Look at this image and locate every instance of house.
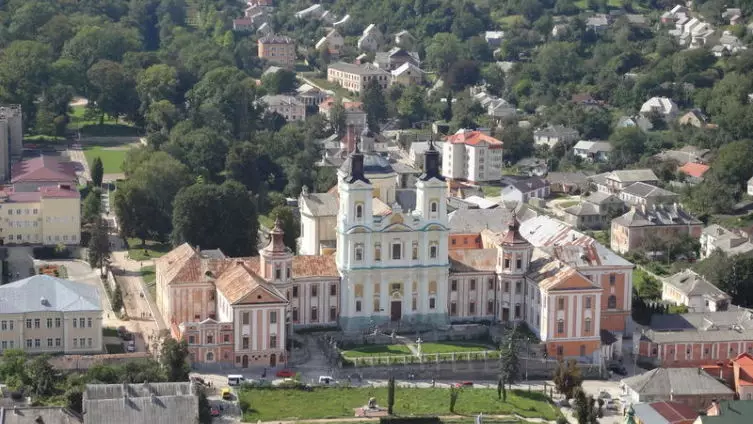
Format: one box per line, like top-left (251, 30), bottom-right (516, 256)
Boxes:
top-left (514, 157), bottom-right (547, 177)
top-left (661, 5), bottom-right (689, 24)
top-left (484, 31), bottom-right (505, 47)
top-left (391, 62), bottom-right (424, 86)
top-left (625, 14), bottom-right (648, 26)
top-left (748, 176), bottom-right (753, 196)
top-left (632, 401), bottom-right (698, 424)
top-left (619, 182), bottom-right (678, 208)
top-left (722, 8), bottom-right (743, 25)
top-left (655, 146), bottom-right (712, 166)
top-left (699, 399), bottom-right (753, 423)
top-left (638, 308), bottom-right (753, 369)
top-left (295, 83), bottom-right (328, 107)
top-left (546, 171), bottom-right (591, 194)
top-left (562, 192), bottom-right (625, 230)
top-left (258, 34), bottom-right (295, 67)
top-left (678, 162), bottom-right (710, 182)
top-left (618, 115), bottom-right (654, 132)
top-left (374, 47), bottom-right (420, 71)
top-left (501, 177), bottom-right (550, 203)
top-left (82, 382), bottom-right (199, 424)
top-left (703, 353), bottom-right (753, 400)
top-left (442, 129), bottom-right (504, 183)
top-left (590, 169), bottom-right (659, 194)
top-left (641, 97), bottom-right (680, 121)
top-left (0, 275), bottom-right (102, 354)
top-left (587, 14), bottom-right (610, 31)
top-left (678, 109), bottom-right (710, 128)
top-left (551, 24), bottom-right (569, 38)
top-left (0, 406), bottom-right (82, 423)
top-left (471, 88), bottom-right (516, 123)
top-left (700, 224), bottom-right (753, 259)
top-left (394, 30), bottom-right (416, 48)
top-left (572, 140), bottom-right (613, 162)
top-left (261, 94), bottom-right (306, 121)
top-left (358, 24), bottom-right (382, 52)
top-left (610, 203), bottom-right (702, 253)
top-left (295, 4), bottom-right (325, 19)
top-left (661, 269), bottom-right (731, 313)
top-left (533, 125), bottom-right (579, 148)
top-left (621, 368), bottom-right (735, 410)
top-left (232, 18), bottom-right (254, 32)
top-left (315, 29), bottom-right (344, 55)
top-left (327, 62), bottom-right (390, 94)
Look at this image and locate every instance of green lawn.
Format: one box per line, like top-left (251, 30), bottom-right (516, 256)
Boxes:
top-left (557, 200), bottom-right (580, 209)
top-left (70, 104), bottom-right (139, 136)
top-left (340, 344), bottom-right (413, 358)
top-left (239, 387), bottom-right (559, 421)
top-left (141, 265), bottom-right (156, 300)
top-left (127, 238), bottom-right (172, 261)
top-left (574, 0), bottom-right (623, 8)
top-left (420, 342), bottom-right (494, 354)
top-left (480, 185), bottom-right (502, 197)
top-left (82, 146), bottom-right (128, 174)
top-left (493, 14), bottom-right (524, 29)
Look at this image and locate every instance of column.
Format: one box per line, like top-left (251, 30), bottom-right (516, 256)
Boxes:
top-left (404, 278), bottom-right (412, 316)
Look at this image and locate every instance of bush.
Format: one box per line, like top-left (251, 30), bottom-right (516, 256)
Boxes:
top-left (32, 246), bottom-right (71, 259)
top-left (379, 418), bottom-right (440, 424)
top-left (238, 398), bottom-right (250, 413)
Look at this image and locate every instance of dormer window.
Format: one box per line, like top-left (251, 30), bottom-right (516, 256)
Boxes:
top-left (355, 204), bottom-right (363, 219)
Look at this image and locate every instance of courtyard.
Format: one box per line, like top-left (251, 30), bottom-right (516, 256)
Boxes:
top-left (341, 341), bottom-right (494, 358)
top-left (238, 387), bottom-right (559, 422)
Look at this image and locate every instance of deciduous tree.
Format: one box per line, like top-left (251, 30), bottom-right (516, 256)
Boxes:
top-left (160, 338), bottom-right (190, 382)
top-left (88, 218), bottom-right (111, 278)
top-left (553, 359), bottom-right (583, 399)
top-left (362, 79), bottom-right (388, 132)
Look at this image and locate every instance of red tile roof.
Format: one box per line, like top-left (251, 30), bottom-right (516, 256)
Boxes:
top-left (445, 130), bottom-right (503, 149)
top-left (11, 155), bottom-right (77, 184)
top-left (40, 185), bottom-right (80, 199)
top-left (678, 162), bottom-right (710, 178)
top-left (649, 401), bottom-right (698, 424)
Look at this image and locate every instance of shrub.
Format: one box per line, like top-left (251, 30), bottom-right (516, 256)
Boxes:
top-left (379, 417), bottom-right (440, 424)
top-left (238, 398), bottom-right (250, 413)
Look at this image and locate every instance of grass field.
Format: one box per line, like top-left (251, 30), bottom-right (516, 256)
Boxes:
top-left (239, 387), bottom-right (559, 421)
top-left (141, 265), bottom-right (156, 300)
top-left (127, 238), bottom-right (172, 261)
top-left (83, 145), bottom-right (128, 174)
top-left (341, 344), bottom-right (413, 358)
top-left (420, 341), bottom-right (494, 354)
top-left (69, 105), bottom-right (139, 136)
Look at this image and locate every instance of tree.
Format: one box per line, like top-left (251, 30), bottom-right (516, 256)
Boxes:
top-left (88, 218), bottom-right (111, 278)
top-left (171, 180), bottom-right (259, 257)
top-left (553, 359), bottom-right (583, 399)
top-left (137, 64), bottom-right (178, 110)
top-left (91, 157), bottom-right (104, 187)
top-left (425, 33), bottom-right (463, 75)
top-left (573, 387), bottom-right (600, 424)
top-left (329, 98), bottom-right (347, 136)
top-left (387, 376), bottom-right (396, 415)
top-left (0, 40), bottom-right (53, 124)
top-left (160, 338), bottom-right (190, 382)
top-left (397, 85), bottom-right (427, 126)
top-left (446, 60), bottom-right (482, 91)
top-left (499, 325), bottom-right (522, 394)
top-left (269, 206), bottom-right (299, 252)
top-left (609, 126), bottom-right (646, 167)
top-left (27, 356), bottom-right (57, 397)
top-left (82, 189), bottom-right (102, 224)
top-left (536, 42), bottom-right (583, 85)
top-left (198, 391), bottom-right (212, 424)
top-left (86, 60), bottom-right (139, 123)
top-left (112, 283), bottom-right (124, 312)
top-left (261, 69), bottom-right (298, 95)
top-left (449, 386), bottom-right (460, 413)
top-left (362, 79), bottom-right (388, 132)
top-left (708, 139), bottom-right (753, 189)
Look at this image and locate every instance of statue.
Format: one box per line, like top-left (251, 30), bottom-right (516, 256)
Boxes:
top-left (368, 397), bottom-right (377, 409)
top-left (416, 337), bottom-right (423, 357)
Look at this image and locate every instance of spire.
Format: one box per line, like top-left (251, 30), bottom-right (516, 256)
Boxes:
top-left (344, 144), bottom-right (370, 184)
top-left (419, 133), bottom-right (444, 182)
top-left (500, 207), bottom-right (528, 246)
top-left (264, 217), bottom-right (287, 253)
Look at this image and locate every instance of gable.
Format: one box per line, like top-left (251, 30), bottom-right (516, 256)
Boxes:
top-left (544, 269), bottom-right (601, 292)
top-left (235, 285), bottom-right (286, 305)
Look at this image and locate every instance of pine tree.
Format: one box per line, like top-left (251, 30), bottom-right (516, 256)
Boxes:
top-left (387, 376), bottom-right (395, 414)
top-left (91, 156), bottom-right (104, 187)
top-left (87, 218), bottom-right (111, 277)
top-left (362, 79), bottom-right (387, 132)
top-left (553, 359), bottom-right (583, 399)
top-left (499, 325), bottom-right (522, 392)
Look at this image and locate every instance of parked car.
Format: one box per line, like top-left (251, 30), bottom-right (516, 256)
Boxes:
top-left (455, 381), bottom-right (473, 387)
top-left (607, 363), bottom-right (627, 376)
top-left (125, 342), bottom-right (135, 352)
top-left (276, 369), bottom-right (295, 378)
top-left (221, 388), bottom-right (232, 400)
top-left (318, 376), bottom-right (335, 385)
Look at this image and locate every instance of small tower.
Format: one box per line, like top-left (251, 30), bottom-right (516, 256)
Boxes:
top-left (496, 209), bottom-right (533, 276)
top-left (337, 145), bottom-right (374, 267)
top-left (416, 138), bottom-right (447, 221)
top-left (260, 218), bottom-right (293, 283)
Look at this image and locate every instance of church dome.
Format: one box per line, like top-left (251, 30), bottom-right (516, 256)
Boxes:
top-left (339, 152), bottom-right (394, 175)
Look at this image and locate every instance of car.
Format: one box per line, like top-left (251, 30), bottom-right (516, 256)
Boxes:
top-left (125, 343), bottom-right (135, 352)
top-left (454, 381), bottom-right (473, 387)
top-left (210, 407), bottom-right (220, 417)
top-left (276, 369), bottom-right (295, 378)
top-left (221, 388), bottom-right (232, 400)
top-left (607, 364), bottom-right (627, 376)
top-left (318, 376), bottom-right (335, 385)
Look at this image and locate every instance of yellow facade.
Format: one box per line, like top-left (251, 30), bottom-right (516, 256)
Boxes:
top-left (0, 195), bottom-right (80, 245)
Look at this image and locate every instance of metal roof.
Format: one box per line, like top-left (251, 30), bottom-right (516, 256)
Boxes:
top-left (622, 368), bottom-right (734, 397)
top-left (0, 275), bottom-right (101, 314)
top-left (83, 383), bottom-right (198, 424)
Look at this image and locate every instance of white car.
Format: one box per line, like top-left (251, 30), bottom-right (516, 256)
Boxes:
top-left (318, 376), bottom-right (335, 385)
top-left (126, 340), bottom-right (136, 352)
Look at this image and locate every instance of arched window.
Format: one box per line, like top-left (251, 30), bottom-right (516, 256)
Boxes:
top-left (355, 204), bottom-right (363, 219)
top-left (430, 202), bottom-right (438, 213)
top-left (206, 352), bottom-right (214, 361)
top-left (607, 295), bottom-right (617, 309)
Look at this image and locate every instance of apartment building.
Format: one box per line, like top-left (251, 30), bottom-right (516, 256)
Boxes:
top-left (327, 62), bottom-right (390, 94)
top-left (0, 275), bottom-right (103, 354)
top-left (441, 129), bottom-right (504, 183)
top-left (261, 95), bottom-right (306, 121)
top-left (610, 203), bottom-right (703, 254)
top-left (258, 34), bottom-right (296, 67)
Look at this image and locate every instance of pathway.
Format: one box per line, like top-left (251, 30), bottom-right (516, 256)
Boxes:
top-left (255, 414), bottom-right (558, 424)
top-left (68, 143), bottom-right (91, 183)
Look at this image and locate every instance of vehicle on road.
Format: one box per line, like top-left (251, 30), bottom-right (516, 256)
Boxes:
top-left (454, 381), bottom-right (474, 387)
top-left (318, 376), bottom-right (334, 385)
top-left (125, 341), bottom-right (135, 352)
top-left (276, 369), bottom-right (295, 378)
top-left (221, 388), bottom-right (232, 400)
top-left (227, 375), bottom-right (245, 386)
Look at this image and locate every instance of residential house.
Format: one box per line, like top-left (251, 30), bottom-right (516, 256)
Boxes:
top-left (572, 140), bottom-right (613, 162)
top-left (679, 109), bottom-right (711, 128)
top-left (698, 399), bottom-right (753, 423)
top-left (621, 368), bottom-right (735, 410)
top-left (374, 47), bottom-right (420, 71)
top-left (618, 115), bottom-right (654, 132)
top-left (82, 382), bottom-right (199, 424)
top-left (533, 125), bottom-right (579, 148)
top-left (514, 157), bottom-right (547, 177)
top-left (391, 62), bottom-right (424, 86)
top-left (295, 83), bottom-right (328, 107)
top-left (640, 97), bottom-right (680, 121)
top-left (748, 176), bottom-right (753, 196)
top-left (718, 31), bottom-right (746, 54)
top-left (619, 182), bottom-right (678, 208)
top-left (394, 30), bottom-right (416, 48)
top-left (0, 407), bottom-right (82, 423)
top-left (484, 31), bottom-right (505, 47)
top-left (562, 192), bottom-right (625, 230)
top-left (471, 88), bottom-right (516, 123)
top-left (0, 275), bottom-right (102, 354)
top-left (327, 62), bottom-right (390, 94)
top-left (295, 4), bottom-right (325, 19)
top-left (700, 224), bottom-right (753, 259)
top-left (441, 129), bottom-right (504, 183)
top-left (637, 308), bottom-right (753, 369)
top-left (545, 171), bottom-right (591, 194)
top-left (258, 34), bottom-right (295, 67)
top-left (590, 169), bottom-right (659, 194)
top-left (610, 203), bottom-right (702, 253)
top-left (655, 146), bottom-right (712, 166)
top-left (661, 269), bottom-right (731, 313)
top-left (678, 162), bottom-right (710, 183)
top-left (261, 94), bottom-right (306, 121)
top-left (632, 402), bottom-right (698, 424)
top-left (500, 177), bottom-right (550, 203)
top-left (315, 29), bottom-right (344, 56)
top-left (232, 18), bottom-right (254, 32)
top-left (587, 14), bottom-right (610, 32)
top-left (722, 8), bottom-right (743, 25)
top-left (358, 24), bottom-right (383, 52)
top-left (661, 5), bottom-right (689, 24)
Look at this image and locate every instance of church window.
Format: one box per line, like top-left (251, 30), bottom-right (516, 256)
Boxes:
top-left (504, 258), bottom-right (510, 269)
top-left (355, 245), bottom-right (363, 261)
top-left (311, 286), bottom-right (318, 297)
top-left (607, 295), bottom-right (617, 309)
top-left (450, 302), bottom-right (457, 316)
top-left (292, 286), bottom-right (299, 298)
top-left (557, 320), bottom-right (565, 334)
top-left (412, 242), bottom-right (418, 260)
top-left (330, 306), bottom-right (337, 321)
top-left (514, 303), bottom-right (521, 318)
top-left (585, 297), bottom-right (592, 309)
top-left (470, 279), bottom-right (476, 291)
top-left (374, 244), bottom-right (381, 261)
top-left (429, 244), bottom-right (438, 258)
top-left (311, 307), bottom-right (318, 322)
top-left (355, 301), bottom-right (362, 312)
top-left (504, 282), bottom-right (509, 292)
top-left (515, 282), bottom-right (521, 294)
top-left (609, 274), bottom-right (616, 285)
top-left (373, 298), bottom-right (380, 312)
top-left (392, 243), bottom-right (402, 260)
top-left (286, 267), bottom-right (291, 279)
top-left (355, 204), bottom-right (363, 219)
top-left (430, 202), bottom-right (438, 213)
top-left (242, 313), bottom-right (249, 325)
top-left (584, 318), bottom-right (592, 333)
top-left (488, 279), bottom-right (494, 290)
top-left (429, 298), bottom-right (436, 309)
top-left (451, 280), bottom-right (457, 291)
top-left (292, 307), bottom-right (299, 321)
top-left (516, 258), bottom-right (522, 269)
top-left (487, 299), bottom-right (494, 314)
top-left (579, 345), bottom-right (586, 357)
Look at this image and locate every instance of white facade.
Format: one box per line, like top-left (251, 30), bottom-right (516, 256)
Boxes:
top-left (441, 130), bottom-right (504, 183)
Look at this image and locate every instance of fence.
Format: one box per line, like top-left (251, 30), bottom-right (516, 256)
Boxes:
top-left (345, 350), bottom-right (502, 367)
